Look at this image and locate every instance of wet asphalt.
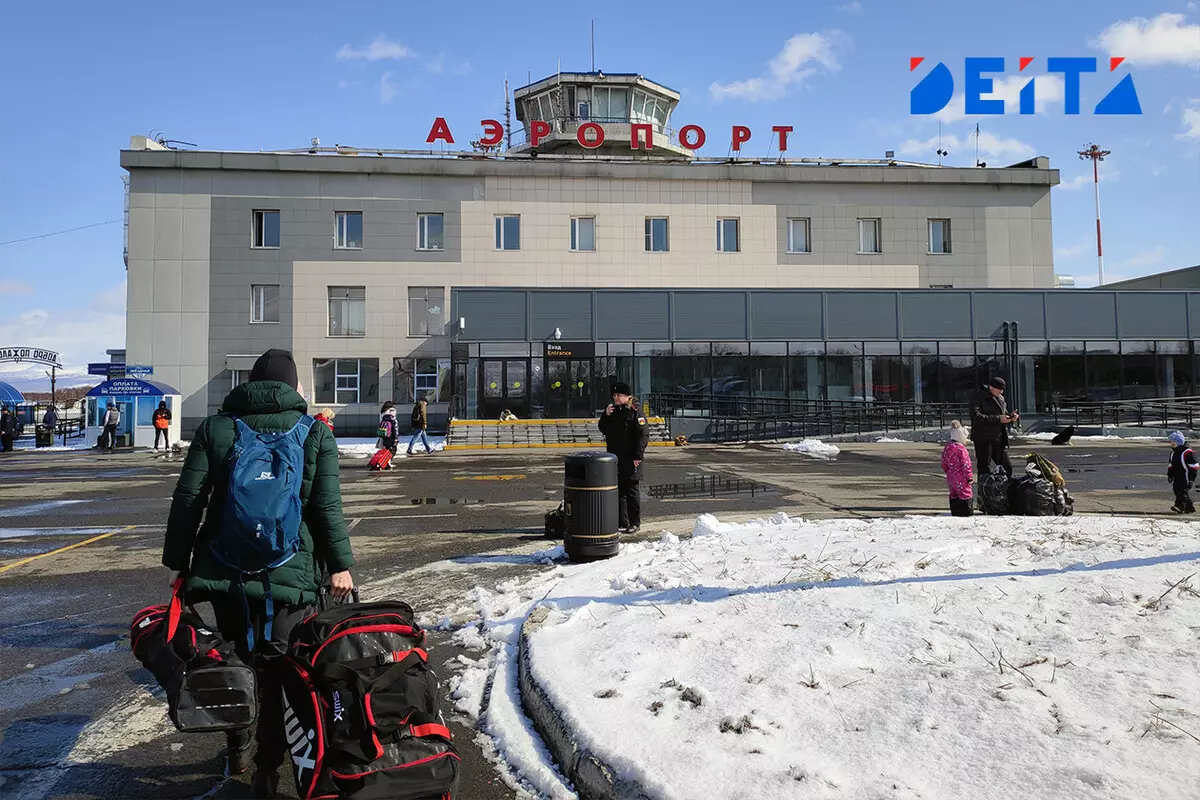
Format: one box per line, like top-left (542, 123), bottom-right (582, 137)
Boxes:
top-left (0, 437), bottom-right (1182, 799)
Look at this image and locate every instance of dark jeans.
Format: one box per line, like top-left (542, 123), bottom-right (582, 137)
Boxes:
top-left (949, 497), bottom-right (974, 517)
top-left (618, 459), bottom-right (642, 528)
top-left (1173, 480), bottom-right (1195, 512)
top-left (975, 440), bottom-right (1012, 478)
top-left (210, 597), bottom-right (315, 773)
top-left (154, 428), bottom-right (169, 449)
top-left (102, 423), bottom-right (118, 450)
top-left (0, 433), bottom-right (12, 452)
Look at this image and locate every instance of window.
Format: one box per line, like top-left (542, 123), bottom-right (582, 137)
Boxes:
top-left (328, 286), bottom-right (366, 337)
top-left (717, 218), bottom-right (740, 253)
top-left (495, 215), bottom-right (520, 250)
top-left (231, 369), bottom-right (250, 390)
top-left (417, 213), bottom-right (444, 251)
top-left (407, 286), bottom-right (445, 337)
top-left (645, 217), bottom-right (669, 252)
top-left (858, 218), bottom-right (881, 253)
top-left (591, 87), bottom-right (629, 120)
top-left (787, 218), bottom-right (810, 253)
top-left (252, 210), bottom-right (280, 248)
top-left (250, 284), bottom-right (280, 323)
top-left (570, 217), bottom-right (596, 252)
top-left (631, 90), bottom-right (669, 128)
top-left (313, 358), bottom-right (380, 404)
top-left (928, 219), bottom-right (952, 254)
top-left (335, 211), bottom-right (363, 249)
top-left (394, 357), bottom-right (450, 403)
top-left (415, 358), bottom-right (439, 401)
top-left (138, 396), bottom-right (170, 427)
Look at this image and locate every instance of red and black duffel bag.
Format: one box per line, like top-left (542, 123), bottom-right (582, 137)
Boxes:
top-left (130, 579), bottom-right (257, 732)
top-left (281, 599), bottom-right (459, 800)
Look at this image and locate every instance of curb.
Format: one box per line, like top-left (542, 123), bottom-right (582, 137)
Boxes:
top-left (444, 440), bottom-right (676, 452)
top-left (517, 607), bottom-right (654, 800)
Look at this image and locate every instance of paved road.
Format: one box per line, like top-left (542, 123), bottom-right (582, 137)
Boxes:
top-left (0, 438), bottom-right (1179, 798)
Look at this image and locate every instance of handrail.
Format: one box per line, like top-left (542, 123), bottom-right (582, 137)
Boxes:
top-left (1052, 396), bottom-right (1200, 429)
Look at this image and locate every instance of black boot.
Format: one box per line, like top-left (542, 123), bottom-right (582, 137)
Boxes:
top-left (250, 769), bottom-right (280, 798)
top-left (226, 728), bottom-right (254, 775)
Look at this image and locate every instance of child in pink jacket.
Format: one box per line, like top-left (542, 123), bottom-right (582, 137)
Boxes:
top-left (942, 420), bottom-right (974, 517)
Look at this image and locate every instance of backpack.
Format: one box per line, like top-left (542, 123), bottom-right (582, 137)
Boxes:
top-left (978, 470), bottom-right (1010, 515)
top-left (130, 581), bottom-right (257, 733)
top-left (411, 406), bottom-right (422, 428)
top-left (1025, 453), bottom-right (1065, 488)
top-left (210, 414), bottom-right (314, 650)
top-left (281, 600), bottom-right (459, 800)
top-left (377, 418), bottom-right (393, 439)
top-left (544, 502), bottom-right (565, 539)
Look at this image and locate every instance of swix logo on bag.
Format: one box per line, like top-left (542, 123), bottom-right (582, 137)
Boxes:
top-left (283, 689), bottom-right (317, 784)
top-left (332, 690), bottom-right (344, 723)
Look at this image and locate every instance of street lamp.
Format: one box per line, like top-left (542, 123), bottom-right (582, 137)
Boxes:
top-left (1078, 144), bottom-right (1111, 286)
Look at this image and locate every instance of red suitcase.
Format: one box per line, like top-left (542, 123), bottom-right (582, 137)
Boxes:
top-left (368, 449), bottom-right (393, 470)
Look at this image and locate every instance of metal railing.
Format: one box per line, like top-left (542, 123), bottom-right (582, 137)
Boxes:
top-left (647, 392), bottom-right (971, 443)
top-left (1051, 395), bottom-right (1200, 430)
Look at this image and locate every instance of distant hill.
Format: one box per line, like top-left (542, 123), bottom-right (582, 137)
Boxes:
top-left (21, 386), bottom-right (95, 408)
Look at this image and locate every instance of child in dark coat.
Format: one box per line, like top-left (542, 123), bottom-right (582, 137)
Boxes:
top-left (1167, 431), bottom-right (1198, 513)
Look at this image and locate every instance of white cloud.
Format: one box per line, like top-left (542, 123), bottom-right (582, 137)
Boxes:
top-left (337, 35), bottom-right (415, 62)
top-left (1056, 241), bottom-right (1091, 259)
top-left (0, 279), bottom-right (32, 295)
top-left (379, 72), bottom-right (399, 104)
top-left (0, 281), bottom-right (125, 387)
top-left (423, 52), bottom-right (471, 76)
top-left (1091, 13), bottom-right (1200, 67)
top-left (1056, 169), bottom-right (1120, 190)
top-left (1124, 246), bottom-right (1168, 269)
top-left (1180, 101), bottom-right (1200, 139)
top-left (933, 75), bottom-right (1065, 124)
top-left (897, 131), bottom-right (1036, 163)
top-left (838, 1), bottom-right (862, 12)
top-left (710, 32), bottom-right (841, 102)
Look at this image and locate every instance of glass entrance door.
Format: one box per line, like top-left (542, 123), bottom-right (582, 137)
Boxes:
top-left (480, 359), bottom-right (530, 419)
top-left (545, 359), bottom-right (593, 418)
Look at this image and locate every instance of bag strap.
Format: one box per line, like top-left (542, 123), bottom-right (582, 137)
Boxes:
top-left (166, 577), bottom-right (185, 642)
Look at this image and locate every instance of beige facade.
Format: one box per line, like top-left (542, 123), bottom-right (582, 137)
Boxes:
top-left (121, 142), bottom-right (1058, 430)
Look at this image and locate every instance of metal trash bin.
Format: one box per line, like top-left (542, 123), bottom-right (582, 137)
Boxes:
top-left (35, 426), bottom-right (53, 447)
top-left (563, 451), bottom-right (620, 563)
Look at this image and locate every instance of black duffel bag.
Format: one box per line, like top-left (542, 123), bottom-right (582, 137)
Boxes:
top-left (130, 580), bottom-right (257, 733)
top-left (282, 598), bottom-right (459, 800)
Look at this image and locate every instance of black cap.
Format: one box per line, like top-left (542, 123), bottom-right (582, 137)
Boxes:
top-left (989, 376), bottom-right (1006, 390)
top-left (611, 382), bottom-right (632, 396)
top-left (249, 348), bottom-right (299, 389)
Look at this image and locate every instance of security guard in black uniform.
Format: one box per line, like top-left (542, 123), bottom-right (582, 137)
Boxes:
top-left (598, 382), bottom-right (650, 533)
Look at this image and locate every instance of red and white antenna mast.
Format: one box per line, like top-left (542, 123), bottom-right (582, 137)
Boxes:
top-left (1078, 143), bottom-right (1111, 285)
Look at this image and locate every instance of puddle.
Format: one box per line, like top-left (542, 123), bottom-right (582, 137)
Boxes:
top-left (647, 474), bottom-right (776, 500)
top-left (409, 497), bottom-right (481, 506)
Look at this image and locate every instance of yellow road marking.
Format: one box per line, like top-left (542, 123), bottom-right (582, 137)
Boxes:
top-left (453, 474), bottom-right (527, 481)
top-left (0, 524), bottom-right (135, 575)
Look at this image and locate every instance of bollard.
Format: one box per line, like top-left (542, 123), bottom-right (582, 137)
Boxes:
top-left (562, 452), bottom-right (620, 563)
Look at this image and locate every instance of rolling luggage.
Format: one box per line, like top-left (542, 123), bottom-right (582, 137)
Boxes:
top-left (282, 599), bottom-right (459, 800)
top-left (130, 580), bottom-right (257, 733)
top-left (368, 449), bottom-right (394, 471)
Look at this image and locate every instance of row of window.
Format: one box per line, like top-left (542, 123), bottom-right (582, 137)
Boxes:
top-left (248, 209), bottom-right (955, 255)
top-left (247, 284), bottom-right (445, 337)
top-left (232, 357), bottom-right (443, 405)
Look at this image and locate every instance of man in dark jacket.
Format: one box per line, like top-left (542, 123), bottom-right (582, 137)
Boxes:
top-left (0, 408), bottom-right (14, 452)
top-left (971, 376), bottom-right (1018, 478)
top-left (162, 349), bottom-right (355, 795)
top-left (599, 382), bottom-right (650, 533)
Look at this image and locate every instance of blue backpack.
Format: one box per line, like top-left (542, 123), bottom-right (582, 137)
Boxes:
top-left (210, 414), bottom-right (313, 650)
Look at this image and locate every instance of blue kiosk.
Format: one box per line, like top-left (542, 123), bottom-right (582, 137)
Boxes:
top-left (85, 378), bottom-right (182, 449)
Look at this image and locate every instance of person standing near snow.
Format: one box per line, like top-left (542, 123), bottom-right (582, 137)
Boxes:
top-left (941, 421), bottom-right (974, 517)
top-left (599, 382), bottom-right (650, 534)
top-left (971, 376), bottom-right (1017, 478)
top-left (1166, 431), bottom-right (1198, 514)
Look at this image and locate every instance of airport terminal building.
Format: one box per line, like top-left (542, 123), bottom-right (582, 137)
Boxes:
top-left (120, 71), bottom-right (1199, 433)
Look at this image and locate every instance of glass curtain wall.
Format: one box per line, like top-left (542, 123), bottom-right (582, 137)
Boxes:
top-left (936, 342), bottom-right (977, 405)
top-left (864, 342), bottom-right (908, 402)
top-left (824, 342), bottom-right (863, 401)
top-left (1017, 341), bottom-right (1048, 413)
top-left (1158, 341), bottom-right (1192, 398)
top-left (1121, 341), bottom-right (1156, 399)
top-left (788, 342), bottom-right (823, 401)
top-left (749, 342), bottom-right (787, 399)
top-left (1049, 342), bottom-right (1085, 405)
top-left (1087, 341), bottom-right (1122, 401)
top-left (904, 343), bottom-right (937, 404)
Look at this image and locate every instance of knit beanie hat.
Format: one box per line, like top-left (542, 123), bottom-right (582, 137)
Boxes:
top-left (949, 420), bottom-right (969, 444)
top-left (249, 348), bottom-right (299, 389)
top-left (1169, 431), bottom-right (1186, 447)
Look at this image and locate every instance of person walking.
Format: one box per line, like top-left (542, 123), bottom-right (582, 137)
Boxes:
top-left (971, 376), bottom-right (1018, 478)
top-left (1167, 431), bottom-right (1198, 514)
top-left (599, 382), bottom-right (650, 534)
top-left (377, 402), bottom-right (399, 466)
top-left (0, 408), bottom-right (15, 452)
top-left (102, 403), bottom-right (121, 452)
top-left (941, 420), bottom-right (974, 517)
top-left (152, 401), bottom-right (172, 451)
top-left (314, 407), bottom-right (335, 433)
top-left (43, 405), bottom-right (59, 432)
top-left (161, 348), bottom-right (355, 796)
top-left (406, 398), bottom-right (431, 455)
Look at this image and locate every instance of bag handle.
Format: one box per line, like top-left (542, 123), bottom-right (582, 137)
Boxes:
top-left (166, 576), bottom-right (185, 642)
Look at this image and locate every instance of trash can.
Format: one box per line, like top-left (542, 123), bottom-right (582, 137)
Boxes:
top-left (563, 452), bottom-right (620, 563)
top-left (35, 426), bottom-right (53, 448)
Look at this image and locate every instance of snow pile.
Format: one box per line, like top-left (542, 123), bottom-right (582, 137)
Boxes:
top-left (876, 436), bottom-right (905, 443)
top-left (450, 514), bottom-right (1200, 799)
top-left (1021, 431), bottom-right (1162, 442)
top-left (336, 436), bottom-right (446, 458)
top-left (782, 439), bottom-right (841, 458)
top-left (14, 438), bottom-right (94, 452)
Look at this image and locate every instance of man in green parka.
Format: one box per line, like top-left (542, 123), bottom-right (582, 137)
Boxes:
top-left (162, 349), bottom-right (355, 797)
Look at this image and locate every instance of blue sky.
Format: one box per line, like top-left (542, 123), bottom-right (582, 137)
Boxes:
top-left (0, 1), bottom-right (1197, 387)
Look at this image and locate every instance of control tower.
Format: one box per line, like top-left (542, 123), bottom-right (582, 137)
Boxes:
top-left (511, 71), bottom-right (693, 158)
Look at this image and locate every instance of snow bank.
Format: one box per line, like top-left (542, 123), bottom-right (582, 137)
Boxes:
top-left (336, 436), bottom-right (446, 458)
top-left (782, 439), bottom-right (841, 458)
top-left (876, 436), bottom-right (905, 443)
top-left (452, 515), bottom-right (1200, 799)
top-left (1020, 431), bottom-right (1162, 442)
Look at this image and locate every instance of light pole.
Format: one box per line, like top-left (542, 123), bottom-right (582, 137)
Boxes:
top-left (1078, 143), bottom-right (1111, 285)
